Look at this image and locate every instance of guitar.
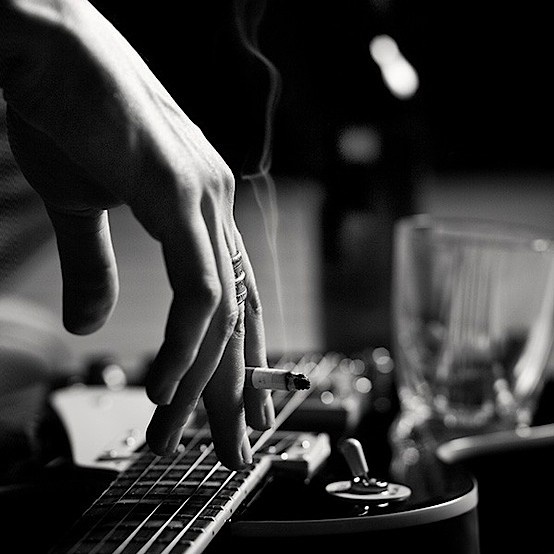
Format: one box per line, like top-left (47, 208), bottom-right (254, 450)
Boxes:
top-left (47, 352), bottom-right (480, 554)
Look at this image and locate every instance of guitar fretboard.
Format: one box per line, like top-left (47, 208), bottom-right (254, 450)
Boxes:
top-left (50, 353), bottom-right (347, 554)
top-left (51, 430), bottom-right (278, 554)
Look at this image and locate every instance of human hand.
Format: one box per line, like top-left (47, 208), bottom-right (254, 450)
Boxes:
top-left (0, 0), bottom-right (274, 469)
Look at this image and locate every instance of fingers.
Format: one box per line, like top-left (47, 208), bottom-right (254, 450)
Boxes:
top-left (146, 303), bottom-right (249, 470)
top-left (146, 214), bottom-right (248, 468)
top-left (235, 231), bottom-right (275, 431)
top-left (202, 306), bottom-right (251, 470)
top-left (144, 213), bottom-right (223, 406)
top-left (46, 206), bottom-right (119, 335)
top-left (145, 196), bottom-right (273, 470)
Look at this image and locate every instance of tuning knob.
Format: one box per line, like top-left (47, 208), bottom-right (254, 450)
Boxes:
top-left (326, 437), bottom-right (411, 502)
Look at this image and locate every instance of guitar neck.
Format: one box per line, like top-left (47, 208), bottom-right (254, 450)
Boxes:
top-left (50, 428), bottom-right (329, 554)
top-left (49, 353), bottom-right (348, 553)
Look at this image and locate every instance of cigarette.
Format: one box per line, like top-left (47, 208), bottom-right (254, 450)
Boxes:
top-left (245, 367), bottom-right (311, 392)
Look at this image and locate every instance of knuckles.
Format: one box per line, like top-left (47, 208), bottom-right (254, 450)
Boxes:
top-left (220, 307), bottom-right (241, 339)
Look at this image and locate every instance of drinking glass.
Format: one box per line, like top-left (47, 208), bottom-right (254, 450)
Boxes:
top-left (390, 214), bottom-right (554, 447)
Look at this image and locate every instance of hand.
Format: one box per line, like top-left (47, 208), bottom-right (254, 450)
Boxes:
top-left (0, 0), bottom-right (274, 469)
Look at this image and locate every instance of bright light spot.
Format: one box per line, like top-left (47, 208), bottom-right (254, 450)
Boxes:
top-left (320, 390), bottom-right (335, 404)
top-left (103, 364), bottom-right (127, 390)
top-left (355, 376), bottom-right (372, 393)
top-left (369, 34), bottom-right (399, 65)
top-left (369, 34), bottom-right (419, 100)
top-left (376, 357), bottom-right (394, 373)
top-left (372, 346), bottom-right (390, 362)
top-left (350, 359), bottom-right (366, 375)
top-left (382, 59), bottom-right (419, 99)
top-left (372, 347), bottom-right (394, 373)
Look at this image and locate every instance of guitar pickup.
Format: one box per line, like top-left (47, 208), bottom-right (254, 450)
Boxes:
top-left (265, 432), bottom-right (331, 482)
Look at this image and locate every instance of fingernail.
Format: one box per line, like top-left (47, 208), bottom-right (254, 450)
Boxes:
top-left (165, 428), bottom-right (183, 454)
top-left (263, 398), bottom-right (275, 429)
top-left (149, 379), bottom-right (179, 405)
top-left (241, 433), bottom-right (252, 465)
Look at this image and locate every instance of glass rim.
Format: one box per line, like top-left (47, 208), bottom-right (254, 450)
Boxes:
top-left (397, 213), bottom-right (554, 252)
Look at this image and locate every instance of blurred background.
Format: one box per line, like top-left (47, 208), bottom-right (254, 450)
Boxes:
top-left (2, 0), bottom-right (554, 378)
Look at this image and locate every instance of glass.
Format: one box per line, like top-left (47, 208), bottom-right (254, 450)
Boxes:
top-left (390, 214), bottom-right (554, 447)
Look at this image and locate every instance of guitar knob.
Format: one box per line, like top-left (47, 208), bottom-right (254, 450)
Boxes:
top-left (325, 437), bottom-right (412, 502)
top-left (339, 438), bottom-right (388, 493)
top-left (339, 437), bottom-right (370, 479)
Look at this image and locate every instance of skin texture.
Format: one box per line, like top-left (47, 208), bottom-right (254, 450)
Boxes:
top-left (0, 0), bottom-right (275, 470)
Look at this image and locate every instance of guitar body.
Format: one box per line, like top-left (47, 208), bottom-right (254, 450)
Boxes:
top-left (1, 352), bottom-right (480, 553)
top-left (47, 425), bottom-right (479, 554)
top-left (218, 455), bottom-right (479, 554)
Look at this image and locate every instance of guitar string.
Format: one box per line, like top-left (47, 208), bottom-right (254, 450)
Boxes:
top-left (135, 354), bottom-right (329, 554)
top-left (158, 353), bottom-right (340, 554)
top-left (84, 424), bottom-right (223, 554)
top-left (64, 353), bottom-right (333, 554)
top-left (155, 354), bottom-right (332, 554)
top-left (65, 431), bottom-right (208, 554)
top-left (107, 436), bottom-right (220, 554)
top-left (114, 443), bottom-right (222, 554)
top-left (138, 452), bottom-right (240, 554)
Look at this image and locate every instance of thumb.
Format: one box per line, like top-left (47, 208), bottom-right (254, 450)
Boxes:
top-left (46, 206), bottom-right (119, 335)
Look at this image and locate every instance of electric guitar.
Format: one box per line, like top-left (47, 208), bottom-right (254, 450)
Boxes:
top-left (47, 352), bottom-right (480, 554)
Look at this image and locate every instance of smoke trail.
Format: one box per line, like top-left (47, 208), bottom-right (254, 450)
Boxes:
top-left (233, 0), bottom-right (289, 355)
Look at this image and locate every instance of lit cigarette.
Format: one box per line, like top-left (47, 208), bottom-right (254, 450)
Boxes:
top-left (245, 367), bottom-right (311, 392)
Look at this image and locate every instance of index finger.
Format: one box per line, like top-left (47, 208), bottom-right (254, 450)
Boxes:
top-left (145, 235), bottom-right (248, 468)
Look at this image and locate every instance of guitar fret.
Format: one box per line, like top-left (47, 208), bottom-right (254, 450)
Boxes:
top-left (51, 446), bottom-right (271, 553)
top-left (56, 436), bottom-right (208, 553)
top-left (51, 354), bottom-right (338, 553)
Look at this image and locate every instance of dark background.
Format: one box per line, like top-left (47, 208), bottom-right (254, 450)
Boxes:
top-left (88, 0), bottom-right (554, 352)
top-left (91, 0), bottom-right (554, 175)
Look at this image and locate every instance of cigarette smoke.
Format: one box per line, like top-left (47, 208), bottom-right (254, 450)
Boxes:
top-left (234, 0), bottom-right (289, 355)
